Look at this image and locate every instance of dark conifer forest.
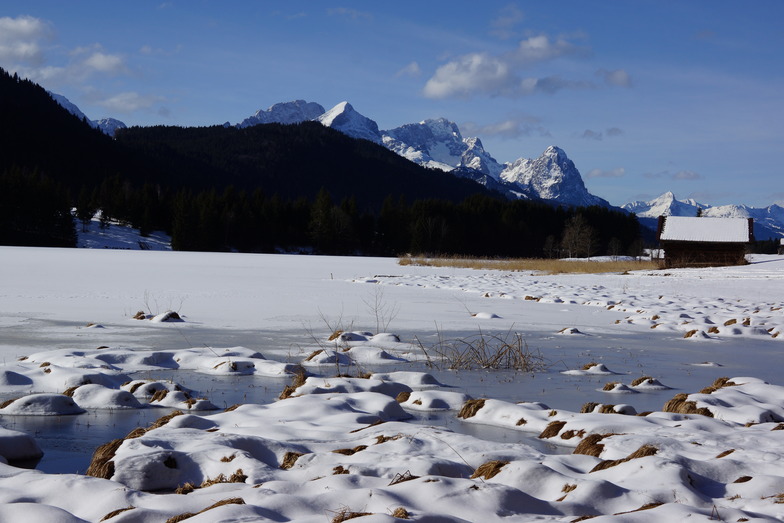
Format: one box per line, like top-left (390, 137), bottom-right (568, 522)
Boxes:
top-left (0, 67), bottom-right (644, 256)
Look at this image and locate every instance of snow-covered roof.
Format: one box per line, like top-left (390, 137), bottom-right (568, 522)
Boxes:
top-left (659, 216), bottom-right (751, 243)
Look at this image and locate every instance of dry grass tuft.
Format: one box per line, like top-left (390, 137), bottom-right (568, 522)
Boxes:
top-left (86, 438), bottom-right (124, 479)
top-left (305, 349), bottom-right (324, 361)
top-left (396, 391), bottom-right (411, 403)
top-left (149, 410), bottom-right (184, 430)
top-left (332, 445), bottom-right (367, 456)
top-left (333, 465), bottom-right (349, 475)
top-left (150, 389), bottom-right (169, 402)
top-left (716, 449), bottom-right (735, 459)
top-left (734, 476), bottom-right (753, 483)
top-left (613, 502), bottom-right (664, 515)
top-left (471, 460), bottom-right (509, 480)
top-left (573, 434), bottom-right (610, 457)
top-left (224, 403), bottom-right (241, 412)
top-left (328, 330), bottom-right (344, 341)
top-left (562, 483), bottom-right (577, 493)
top-left (602, 381), bottom-right (620, 391)
top-left (581, 362), bottom-right (599, 370)
top-left (683, 329), bottom-right (699, 338)
top-left (580, 402), bottom-right (600, 413)
top-left (175, 483), bottom-right (196, 494)
top-left (662, 393), bottom-right (713, 417)
top-left (388, 470), bottom-right (419, 485)
top-left (561, 429), bottom-right (586, 440)
top-left (0, 398), bottom-right (18, 409)
top-left (772, 423), bottom-right (784, 431)
top-left (398, 256), bottom-right (658, 275)
top-left (330, 508), bottom-right (372, 523)
top-left (62, 385), bottom-right (81, 397)
top-left (349, 419), bottom-right (384, 433)
top-left (458, 398), bottom-right (486, 419)
top-left (430, 330), bottom-right (548, 372)
top-left (279, 368), bottom-right (308, 400)
top-left (630, 376), bottom-right (654, 387)
top-left (280, 451), bottom-right (305, 469)
top-left (390, 507), bottom-right (410, 519)
top-left (539, 420), bottom-right (567, 439)
top-left (700, 376), bottom-right (736, 394)
top-left (516, 417), bottom-right (527, 426)
top-left (165, 498), bottom-right (245, 523)
top-left (590, 444), bottom-right (658, 473)
top-left (724, 318), bottom-right (738, 326)
top-left (100, 506), bottom-right (135, 521)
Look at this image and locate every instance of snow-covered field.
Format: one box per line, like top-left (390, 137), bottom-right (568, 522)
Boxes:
top-left (1, 244), bottom-right (784, 522)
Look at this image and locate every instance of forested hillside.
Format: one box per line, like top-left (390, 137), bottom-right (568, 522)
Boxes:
top-left (0, 67), bottom-right (644, 256)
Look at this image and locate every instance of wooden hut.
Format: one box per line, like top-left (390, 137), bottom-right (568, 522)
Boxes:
top-left (657, 216), bottom-right (754, 268)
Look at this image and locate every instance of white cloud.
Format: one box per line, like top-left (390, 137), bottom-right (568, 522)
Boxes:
top-left (597, 68), bottom-right (632, 87)
top-left (83, 51), bottom-right (127, 74)
top-left (97, 91), bottom-right (163, 113)
top-left (462, 116), bottom-right (550, 139)
top-left (490, 4), bottom-right (525, 40)
top-left (396, 61), bottom-right (421, 78)
top-left (587, 167), bottom-right (625, 179)
top-left (0, 15), bottom-right (52, 66)
top-left (423, 34), bottom-right (591, 99)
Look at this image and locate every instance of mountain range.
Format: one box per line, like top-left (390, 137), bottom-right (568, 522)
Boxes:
top-left (49, 93), bottom-right (784, 239)
top-left (624, 192), bottom-right (784, 240)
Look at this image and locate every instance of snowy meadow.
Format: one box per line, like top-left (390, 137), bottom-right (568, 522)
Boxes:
top-left (1, 244), bottom-right (784, 522)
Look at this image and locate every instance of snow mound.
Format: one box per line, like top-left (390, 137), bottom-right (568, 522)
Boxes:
top-left (1, 393), bottom-right (85, 415)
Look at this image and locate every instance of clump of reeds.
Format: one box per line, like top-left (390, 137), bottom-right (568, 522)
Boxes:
top-left (471, 460), bottom-right (509, 480)
top-left (99, 506), bottom-right (135, 521)
top-left (396, 391), bottom-right (411, 403)
top-left (280, 451), bottom-right (305, 470)
top-left (539, 420), bottom-right (567, 439)
top-left (589, 444), bottom-right (658, 473)
top-left (429, 330), bottom-right (548, 372)
top-left (699, 376), bottom-right (736, 394)
top-left (457, 398), bottom-right (486, 419)
top-left (330, 507), bottom-right (372, 523)
top-left (165, 498), bottom-right (245, 523)
top-left (332, 445), bottom-right (367, 456)
top-left (279, 367), bottom-right (308, 400)
top-left (391, 507), bottom-right (410, 519)
top-left (663, 393), bottom-right (713, 417)
top-left (573, 434), bottom-right (612, 458)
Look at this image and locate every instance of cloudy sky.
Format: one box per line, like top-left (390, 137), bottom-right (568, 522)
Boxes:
top-left (1, 1), bottom-right (782, 207)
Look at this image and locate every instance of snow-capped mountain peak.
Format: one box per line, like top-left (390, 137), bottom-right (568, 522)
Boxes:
top-left (317, 101), bottom-right (382, 144)
top-left (237, 100), bottom-right (325, 128)
top-left (48, 91), bottom-right (127, 136)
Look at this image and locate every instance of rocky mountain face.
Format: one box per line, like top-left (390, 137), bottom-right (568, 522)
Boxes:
top-left (623, 192), bottom-right (784, 240)
top-left (236, 100), bottom-right (325, 128)
top-left (49, 92), bottom-right (127, 137)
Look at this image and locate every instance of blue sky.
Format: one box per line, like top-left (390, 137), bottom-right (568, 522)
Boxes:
top-left (1, 1), bottom-right (782, 208)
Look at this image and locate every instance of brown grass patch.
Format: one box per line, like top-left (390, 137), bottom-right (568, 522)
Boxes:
top-left (62, 386), bottom-right (81, 397)
top-left (707, 326), bottom-right (720, 334)
top-left (332, 445), bottom-right (367, 456)
top-left (602, 381), bottom-right (620, 391)
top-left (724, 318), bottom-right (738, 326)
top-left (279, 368), bottom-right (308, 400)
top-left (86, 438), bottom-right (124, 479)
top-left (100, 506), bottom-right (135, 521)
top-left (772, 423), bottom-right (784, 431)
top-left (149, 410), bottom-right (184, 430)
top-left (224, 403), bottom-right (241, 412)
top-left (165, 498), bottom-right (245, 523)
top-left (630, 376), bottom-right (654, 387)
top-left (330, 508), bottom-right (372, 523)
top-left (562, 483), bottom-right (577, 493)
top-left (581, 362), bottom-right (598, 370)
top-left (398, 256), bottom-right (658, 275)
top-left (133, 310), bottom-right (147, 320)
top-left (457, 398), bottom-right (486, 419)
top-left (561, 429), bottom-right (586, 440)
top-left (333, 465), bottom-right (349, 475)
top-left (305, 349), bottom-right (324, 361)
top-left (0, 398), bottom-right (18, 409)
top-left (573, 434), bottom-right (610, 457)
top-left (396, 391), bottom-right (411, 403)
top-left (280, 451), bottom-right (305, 469)
top-left (199, 469), bottom-right (247, 488)
top-left (683, 329), bottom-right (699, 338)
top-left (580, 402), bottom-right (599, 413)
top-left (662, 393), bottom-right (713, 417)
top-left (539, 420), bottom-right (567, 439)
top-left (349, 419), bottom-right (384, 433)
top-left (734, 476), bottom-right (752, 483)
top-left (571, 517), bottom-right (598, 522)
top-left (699, 376), bottom-right (736, 394)
top-left (516, 417), bottom-right (527, 426)
top-left (374, 434), bottom-right (401, 444)
top-left (150, 389), bottom-right (169, 402)
top-left (590, 444), bottom-right (658, 473)
top-left (328, 330), bottom-right (344, 341)
top-left (471, 460), bottom-right (509, 480)
top-left (716, 449), bottom-right (735, 458)
top-left (613, 502), bottom-right (664, 515)
top-left (390, 507), bottom-right (410, 519)
top-left (599, 404), bottom-right (620, 414)
top-left (175, 483), bottom-right (196, 494)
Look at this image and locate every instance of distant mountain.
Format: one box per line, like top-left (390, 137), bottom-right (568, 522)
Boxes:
top-left (48, 91), bottom-right (127, 137)
top-left (623, 192), bottom-right (784, 240)
top-left (236, 100), bottom-right (325, 127)
top-left (317, 101), bottom-right (383, 144)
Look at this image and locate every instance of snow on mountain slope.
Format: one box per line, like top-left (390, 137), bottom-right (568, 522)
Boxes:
top-left (94, 117), bottom-right (127, 137)
top-left (317, 101), bottom-right (382, 144)
top-left (500, 146), bottom-right (610, 207)
top-left (623, 191), bottom-right (706, 218)
top-left (236, 100), bottom-right (325, 127)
